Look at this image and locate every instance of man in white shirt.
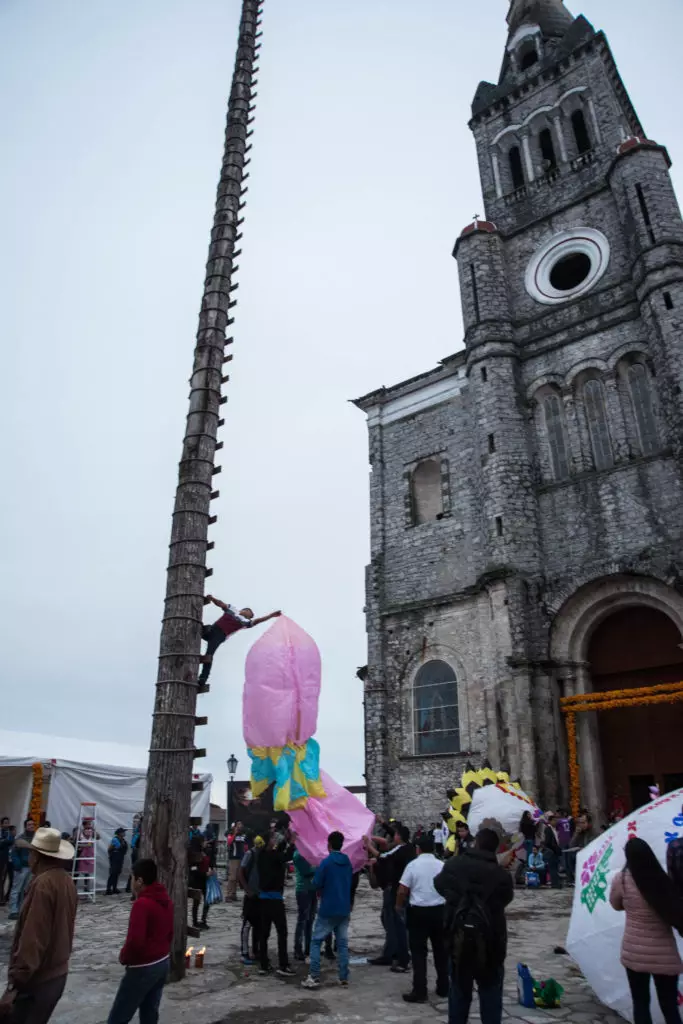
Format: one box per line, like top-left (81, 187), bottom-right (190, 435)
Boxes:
top-left (396, 835), bottom-right (448, 1003)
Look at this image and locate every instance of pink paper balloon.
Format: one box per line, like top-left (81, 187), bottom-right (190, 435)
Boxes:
top-left (290, 771), bottom-right (375, 871)
top-left (242, 616), bottom-right (321, 749)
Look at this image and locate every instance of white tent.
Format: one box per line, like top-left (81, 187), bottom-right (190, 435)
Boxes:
top-left (0, 756), bottom-right (212, 892)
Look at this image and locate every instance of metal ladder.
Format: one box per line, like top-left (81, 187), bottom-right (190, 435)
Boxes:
top-left (71, 802), bottom-right (98, 902)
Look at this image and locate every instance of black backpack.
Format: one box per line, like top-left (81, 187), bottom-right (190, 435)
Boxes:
top-left (448, 888), bottom-right (497, 981)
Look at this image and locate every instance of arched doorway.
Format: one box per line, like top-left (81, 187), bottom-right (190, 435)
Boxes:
top-left (588, 606), bottom-right (683, 810)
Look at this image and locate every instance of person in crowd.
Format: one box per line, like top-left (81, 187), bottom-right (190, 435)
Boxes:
top-left (555, 808), bottom-right (573, 854)
top-left (301, 831), bottom-right (352, 990)
top-left (106, 858), bottom-right (173, 1024)
top-left (455, 823), bottom-right (475, 856)
top-left (0, 828), bottom-right (77, 1023)
top-left (107, 828), bottom-right (128, 896)
top-left (541, 812), bottom-right (562, 889)
top-left (238, 836), bottom-right (264, 966)
top-left (0, 818), bottom-right (13, 906)
top-left (441, 814), bottom-right (452, 857)
top-left (519, 811), bottom-right (537, 860)
top-left (564, 812), bottom-right (595, 884)
top-left (610, 837), bottom-right (683, 1024)
top-left (199, 595), bottom-right (281, 685)
top-left (293, 848), bottom-right (317, 962)
top-left (432, 821), bottom-right (444, 859)
top-left (75, 818), bottom-right (100, 896)
top-left (258, 829), bottom-right (296, 977)
top-left (188, 836), bottom-right (211, 930)
top-left (125, 819), bottom-right (142, 896)
top-left (435, 827), bottom-right (514, 1024)
top-left (8, 820), bottom-right (36, 921)
top-left (609, 792), bottom-right (627, 825)
top-left (396, 834), bottom-right (448, 1004)
top-left (4, 827), bottom-right (17, 906)
top-left (667, 807), bottom-right (683, 897)
top-left (366, 824), bottom-right (415, 971)
top-left (226, 822), bottom-right (248, 902)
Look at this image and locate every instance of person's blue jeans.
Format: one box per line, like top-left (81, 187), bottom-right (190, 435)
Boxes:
top-left (294, 890), bottom-right (316, 957)
top-left (385, 898), bottom-right (409, 968)
top-left (9, 866), bottom-right (30, 916)
top-left (107, 959), bottom-right (169, 1024)
top-left (309, 914), bottom-right (349, 982)
top-left (449, 965), bottom-right (504, 1024)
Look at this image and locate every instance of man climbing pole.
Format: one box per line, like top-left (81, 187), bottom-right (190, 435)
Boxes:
top-left (200, 596), bottom-right (281, 684)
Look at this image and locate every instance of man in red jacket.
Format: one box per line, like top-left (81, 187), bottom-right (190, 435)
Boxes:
top-left (107, 859), bottom-right (174, 1024)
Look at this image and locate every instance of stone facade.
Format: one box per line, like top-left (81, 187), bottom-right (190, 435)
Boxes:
top-left (354, 0), bottom-right (683, 826)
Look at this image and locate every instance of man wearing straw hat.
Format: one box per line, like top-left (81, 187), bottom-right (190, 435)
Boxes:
top-left (0, 827), bottom-right (77, 1023)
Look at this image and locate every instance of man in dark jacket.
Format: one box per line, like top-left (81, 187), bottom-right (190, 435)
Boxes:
top-left (0, 818), bottom-right (13, 906)
top-left (1, 827), bottom-right (77, 1023)
top-left (257, 830), bottom-right (296, 977)
top-left (434, 828), bottom-right (513, 1024)
top-left (107, 859), bottom-right (174, 1024)
top-left (107, 828), bottom-right (129, 896)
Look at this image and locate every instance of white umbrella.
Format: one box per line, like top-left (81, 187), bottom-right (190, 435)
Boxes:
top-left (566, 787), bottom-right (683, 1023)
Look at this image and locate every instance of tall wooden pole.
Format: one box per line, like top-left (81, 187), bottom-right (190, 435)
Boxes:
top-left (142, 0), bottom-right (264, 981)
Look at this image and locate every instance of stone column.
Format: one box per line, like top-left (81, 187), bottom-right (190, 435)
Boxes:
top-left (521, 132), bottom-right (535, 182)
top-left (587, 96), bottom-right (602, 145)
top-left (492, 152), bottom-right (503, 199)
top-left (562, 387), bottom-right (585, 474)
top-left (553, 114), bottom-right (568, 164)
top-left (575, 664), bottom-right (606, 820)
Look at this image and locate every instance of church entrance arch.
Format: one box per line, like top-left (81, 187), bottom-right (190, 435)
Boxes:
top-left (588, 606), bottom-right (683, 810)
top-left (550, 575), bottom-right (683, 815)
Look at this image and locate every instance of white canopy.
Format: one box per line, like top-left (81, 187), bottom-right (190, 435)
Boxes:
top-left (0, 756), bottom-right (212, 891)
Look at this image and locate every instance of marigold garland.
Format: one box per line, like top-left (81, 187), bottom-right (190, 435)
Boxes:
top-left (561, 682), bottom-right (683, 817)
top-left (29, 762), bottom-right (43, 826)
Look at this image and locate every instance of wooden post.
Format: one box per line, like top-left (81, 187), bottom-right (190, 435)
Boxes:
top-left (141, 0), bottom-right (264, 981)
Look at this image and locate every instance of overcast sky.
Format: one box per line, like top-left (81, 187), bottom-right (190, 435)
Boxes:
top-left (1, 0), bottom-right (682, 806)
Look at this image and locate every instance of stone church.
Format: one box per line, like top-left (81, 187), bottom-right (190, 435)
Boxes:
top-left (354, 0), bottom-right (683, 825)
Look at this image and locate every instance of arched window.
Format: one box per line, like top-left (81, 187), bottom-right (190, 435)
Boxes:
top-left (543, 393), bottom-right (570, 480)
top-left (583, 379), bottom-right (613, 470)
top-left (509, 146), bottom-right (524, 190)
top-left (539, 128), bottom-right (557, 169)
top-left (627, 363), bottom-right (658, 455)
top-left (411, 459), bottom-right (442, 525)
top-left (519, 43), bottom-right (538, 71)
top-left (571, 109), bottom-right (591, 154)
top-left (414, 660), bottom-right (460, 755)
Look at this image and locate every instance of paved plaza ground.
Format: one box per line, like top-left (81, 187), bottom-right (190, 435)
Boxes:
top-left (0, 878), bottom-right (624, 1024)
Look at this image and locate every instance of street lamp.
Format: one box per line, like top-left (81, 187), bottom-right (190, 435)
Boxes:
top-left (226, 755), bottom-right (238, 837)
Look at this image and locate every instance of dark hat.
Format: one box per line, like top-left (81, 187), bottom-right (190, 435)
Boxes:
top-left (115, 827), bottom-right (127, 834)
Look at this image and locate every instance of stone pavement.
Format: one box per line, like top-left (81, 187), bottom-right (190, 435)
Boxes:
top-left (0, 879), bottom-right (625, 1024)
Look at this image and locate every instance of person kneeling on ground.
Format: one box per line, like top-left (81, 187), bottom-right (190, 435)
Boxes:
top-left (396, 834), bottom-right (448, 1004)
top-left (302, 831), bottom-right (352, 990)
top-left (107, 858), bottom-right (174, 1024)
top-left (434, 828), bottom-right (513, 1024)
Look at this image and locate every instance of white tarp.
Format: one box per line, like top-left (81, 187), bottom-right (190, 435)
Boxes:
top-left (566, 787), bottom-right (683, 1023)
top-left (467, 782), bottom-right (541, 835)
top-left (0, 756), bottom-right (212, 892)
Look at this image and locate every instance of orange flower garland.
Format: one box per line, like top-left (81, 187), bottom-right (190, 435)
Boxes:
top-left (560, 682), bottom-right (683, 816)
top-left (29, 762), bottom-right (43, 826)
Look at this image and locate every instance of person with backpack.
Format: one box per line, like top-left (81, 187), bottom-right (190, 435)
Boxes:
top-left (238, 836), bottom-right (264, 965)
top-left (610, 837), bottom-right (683, 1024)
top-left (434, 827), bottom-right (514, 1024)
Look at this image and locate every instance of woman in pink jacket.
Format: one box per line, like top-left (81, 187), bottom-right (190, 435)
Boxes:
top-left (610, 837), bottom-right (683, 1024)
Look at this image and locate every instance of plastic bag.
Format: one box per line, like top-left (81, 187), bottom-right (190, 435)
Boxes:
top-left (533, 978), bottom-right (564, 1008)
top-left (517, 964), bottom-right (536, 1008)
top-left (205, 873), bottom-right (222, 906)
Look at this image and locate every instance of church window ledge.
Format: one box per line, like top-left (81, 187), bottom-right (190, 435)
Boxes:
top-left (399, 751), bottom-right (479, 763)
top-left (536, 447), bottom-right (671, 494)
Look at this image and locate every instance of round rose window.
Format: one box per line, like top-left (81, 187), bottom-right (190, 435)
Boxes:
top-left (525, 228), bottom-right (610, 304)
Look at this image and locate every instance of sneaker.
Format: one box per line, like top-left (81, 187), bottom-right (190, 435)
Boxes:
top-left (301, 976), bottom-right (320, 989)
top-left (7, 913), bottom-right (18, 921)
top-left (403, 992), bottom-right (427, 1003)
top-left (369, 957), bottom-right (392, 966)
top-left (276, 967), bottom-right (296, 977)
top-left (338, 979), bottom-right (349, 988)
top-left (258, 965), bottom-right (273, 975)
top-left (198, 922), bottom-right (209, 930)
top-left (241, 956), bottom-right (255, 966)
top-left (390, 965), bottom-right (409, 974)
